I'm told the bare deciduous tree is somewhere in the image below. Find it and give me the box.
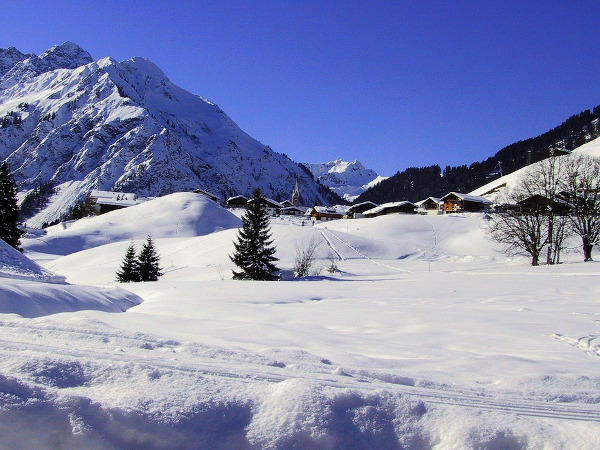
[488,200,549,266]
[293,237,321,277]
[564,154,600,261]
[488,156,570,266]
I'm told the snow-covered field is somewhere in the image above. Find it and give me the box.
[2,192,600,448]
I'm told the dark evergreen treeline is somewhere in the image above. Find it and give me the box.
[355,105,600,204]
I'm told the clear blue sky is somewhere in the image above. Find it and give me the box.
[2,1,599,176]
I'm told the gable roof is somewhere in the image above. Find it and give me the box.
[363,201,415,216]
[440,192,492,204]
[415,197,441,207]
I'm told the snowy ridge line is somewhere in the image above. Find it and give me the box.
[321,229,408,272]
[2,322,599,424]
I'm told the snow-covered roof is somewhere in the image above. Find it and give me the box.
[312,205,349,215]
[415,197,441,206]
[90,190,141,207]
[347,201,378,210]
[280,206,309,214]
[441,192,492,204]
[363,201,415,216]
[248,197,283,209]
[192,189,220,201]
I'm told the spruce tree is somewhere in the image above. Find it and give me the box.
[116,242,140,282]
[137,235,162,281]
[230,189,280,280]
[0,162,24,251]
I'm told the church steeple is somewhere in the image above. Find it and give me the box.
[292,177,300,206]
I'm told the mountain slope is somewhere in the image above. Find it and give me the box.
[470,135,600,201]
[355,105,600,203]
[303,159,386,201]
[0,42,336,226]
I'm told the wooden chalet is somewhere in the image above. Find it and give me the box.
[517,194,572,215]
[280,206,308,217]
[363,201,416,218]
[226,195,249,208]
[86,190,142,215]
[247,197,283,216]
[310,205,348,221]
[440,192,492,213]
[415,197,442,215]
[345,201,378,219]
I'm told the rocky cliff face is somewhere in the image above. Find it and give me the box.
[0,42,334,226]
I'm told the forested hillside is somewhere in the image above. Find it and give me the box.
[355,105,600,203]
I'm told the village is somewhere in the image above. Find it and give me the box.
[86,178,495,223]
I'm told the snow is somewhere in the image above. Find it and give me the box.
[1,191,600,447]
[0,43,330,226]
[469,136,600,201]
[303,159,387,201]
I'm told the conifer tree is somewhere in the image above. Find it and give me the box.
[230,189,280,280]
[137,235,162,281]
[0,162,24,251]
[116,242,140,282]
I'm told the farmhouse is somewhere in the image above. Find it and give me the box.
[363,201,416,218]
[247,197,283,216]
[280,206,308,217]
[440,192,492,213]
[310,205,348,221]
[86,190,143,215]
[415,197,442,215]
[517,194,572,215]
[345,201,378,219]
[226,195,249,208]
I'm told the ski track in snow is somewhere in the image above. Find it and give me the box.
[3,318,599,424]
[319,229,408,272]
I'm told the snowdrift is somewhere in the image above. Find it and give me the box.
[0,238,65,283]
[0,281,141,317]
[0,238,141,317]
[23,192,241,256]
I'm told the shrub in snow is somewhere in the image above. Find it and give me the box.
[293,237,321,277]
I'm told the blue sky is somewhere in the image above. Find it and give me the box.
[2,1,599,175]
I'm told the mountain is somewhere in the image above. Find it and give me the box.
[355,105,600,204]
[0,42,339,226]
[302,159,386,201]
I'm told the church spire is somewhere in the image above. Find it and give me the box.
[292,177,300,206]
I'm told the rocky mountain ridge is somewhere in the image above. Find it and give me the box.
[0,42,339,226]
[302,159,386,201]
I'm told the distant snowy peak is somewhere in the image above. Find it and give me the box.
[39,41,93,70]
[0,47,31,77]
[303,159,387,201]
[0,42,333,226]
[0,41,93,90]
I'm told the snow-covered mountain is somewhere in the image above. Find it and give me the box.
[303,159,386,201]
[0,42,334,226]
